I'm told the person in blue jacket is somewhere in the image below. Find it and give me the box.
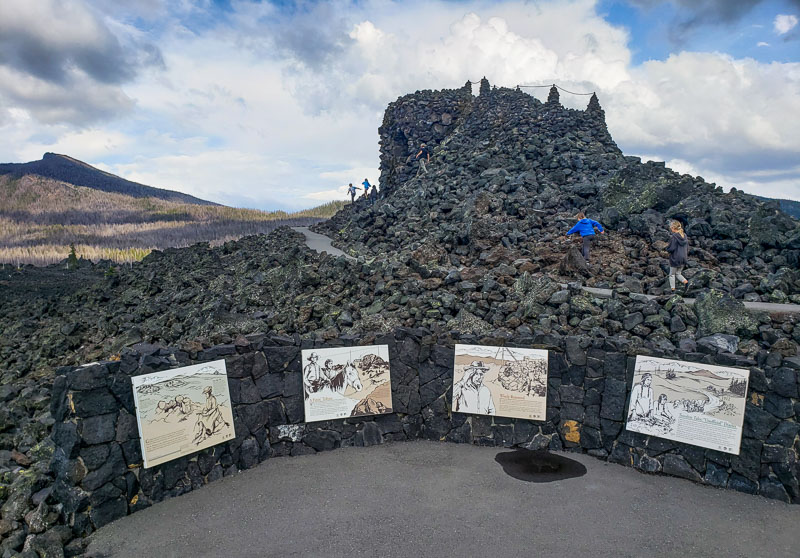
[566,211,605,261]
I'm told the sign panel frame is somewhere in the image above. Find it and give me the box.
[132,359,236,468]
[625,355,750,455]
[452,344,549,420]
[302,345,393,423]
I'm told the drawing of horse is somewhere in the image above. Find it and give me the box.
[326,362,363,394]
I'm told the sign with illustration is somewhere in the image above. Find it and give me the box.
[625,356,750,455]
[452,345,548,420]
[132,360,235,468]
[302,345,393,422]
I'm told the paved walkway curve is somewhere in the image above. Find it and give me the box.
[291,227,355,260]
[85,442,800,558]
[295,228,800,315]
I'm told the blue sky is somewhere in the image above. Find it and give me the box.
[601,0,800,63]
[0,0,798,210]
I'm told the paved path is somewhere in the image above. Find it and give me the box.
[87,441,800,558]
[291,227,355,260]
[295,228,800,314]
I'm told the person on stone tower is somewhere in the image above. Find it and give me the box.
[566,211,605,261]
[369,182,378,206]
[348,183,359,202]
[415,143,430,177]
[362,178,372,198]
[666,220,689,293]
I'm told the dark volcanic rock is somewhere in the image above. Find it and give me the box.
[694,290,760,338]
[0,79,799,552]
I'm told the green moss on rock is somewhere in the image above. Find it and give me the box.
[693,289,759,338]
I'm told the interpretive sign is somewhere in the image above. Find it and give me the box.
[132,360,235,468]
[452,344,548,420]
[302,345,393,422]
[625,356,750,455]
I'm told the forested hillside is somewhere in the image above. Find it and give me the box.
[0,153,216,205]
[0,175,344,265]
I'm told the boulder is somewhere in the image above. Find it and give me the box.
[693,290,759,338]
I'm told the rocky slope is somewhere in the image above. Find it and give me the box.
[0,80,799,555]
[316,79,800,302]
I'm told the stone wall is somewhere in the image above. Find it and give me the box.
[50,328,800,536]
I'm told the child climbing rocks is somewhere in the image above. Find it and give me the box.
[415,143,430,177]
[566,211,605,261]
[666,220,689,292]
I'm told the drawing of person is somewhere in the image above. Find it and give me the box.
[655,393,673,420]
[322,358,335,382]
[628,373,654,420]
[193,386,230,444]
[303,352,324,394]
[453,361,496,415]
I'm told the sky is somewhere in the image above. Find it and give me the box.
[0,0,798,211]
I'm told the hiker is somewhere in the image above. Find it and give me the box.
[362,178,372,199]
[369,183,378,206]
[415,143,430,176]
[566,211,605,261]
[348,183,358,202]
[666,220,689,293]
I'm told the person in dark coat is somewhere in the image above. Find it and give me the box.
[415,143,430,177]
[666,220,689,292]
[566,211,605,261]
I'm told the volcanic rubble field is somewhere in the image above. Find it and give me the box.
[0,80,799,556]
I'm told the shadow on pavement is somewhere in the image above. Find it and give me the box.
[495,449,588,483]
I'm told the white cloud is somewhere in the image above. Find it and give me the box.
[0,65,135,125]
[774,14,799,35]
[99,150,291,208]
[757,41,770,47]
[604,51,800,199]
[303,187,349,202]
[0,0,798,210]
[16,128,131,162]
[0,0,161,123]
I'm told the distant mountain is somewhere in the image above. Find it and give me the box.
[686,369,728,380]
[0,174,343,265]
[0,152,218,206]
[755,195,800,219]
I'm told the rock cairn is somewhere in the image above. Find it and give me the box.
[317,79,800,300]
